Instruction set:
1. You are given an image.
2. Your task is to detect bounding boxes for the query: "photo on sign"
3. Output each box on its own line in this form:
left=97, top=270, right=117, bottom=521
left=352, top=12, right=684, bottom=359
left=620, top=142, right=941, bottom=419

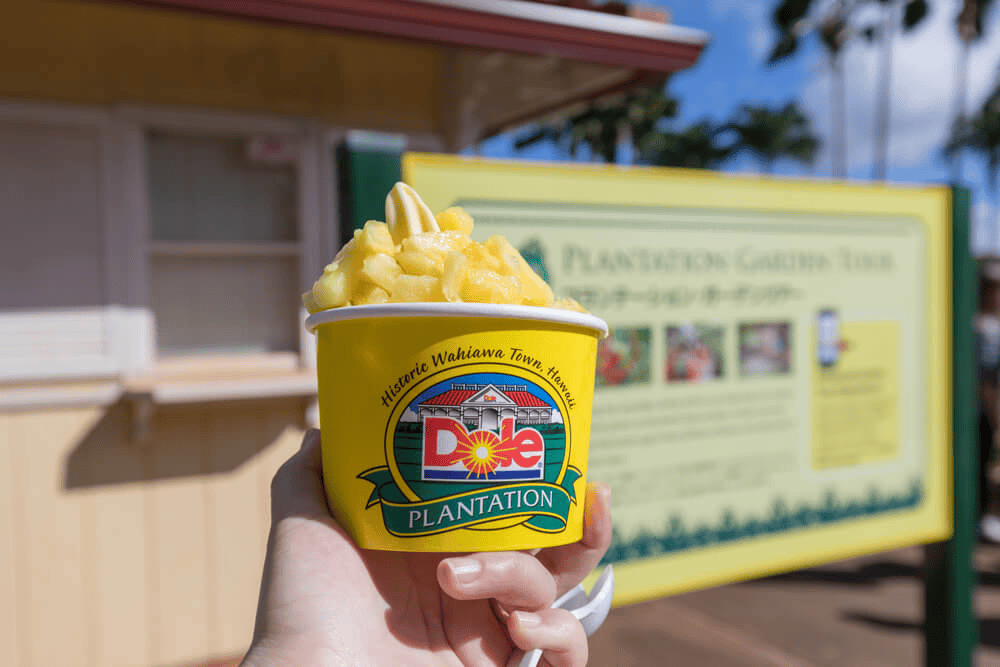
left=739, top=321, right=792, bottom=377
left=816, top=308, right=843, bottom=368
left=665, top=322, right=725, bottom=383
left=596, top=327, right=651, bottom=387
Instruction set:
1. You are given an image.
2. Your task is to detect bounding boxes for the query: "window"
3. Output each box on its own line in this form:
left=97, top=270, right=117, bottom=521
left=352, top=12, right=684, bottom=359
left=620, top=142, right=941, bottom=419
left=0, top=102, right=338, bottom=409
left=146, top=131, right=302, bottom=361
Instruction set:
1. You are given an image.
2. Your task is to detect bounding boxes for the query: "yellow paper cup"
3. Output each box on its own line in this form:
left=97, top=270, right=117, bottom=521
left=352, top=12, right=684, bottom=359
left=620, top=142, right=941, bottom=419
left=305, top=303, right=608, bottom=552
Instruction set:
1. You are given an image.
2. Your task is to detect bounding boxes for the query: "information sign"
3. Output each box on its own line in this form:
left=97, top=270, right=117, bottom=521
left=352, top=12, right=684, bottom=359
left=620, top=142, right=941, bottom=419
left=405, top=154, right=953, bottom=605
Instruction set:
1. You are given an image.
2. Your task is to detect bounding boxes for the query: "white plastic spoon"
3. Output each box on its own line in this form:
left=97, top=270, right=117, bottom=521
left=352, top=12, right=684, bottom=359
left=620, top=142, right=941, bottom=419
left=511, top=564, right=615, bottom=667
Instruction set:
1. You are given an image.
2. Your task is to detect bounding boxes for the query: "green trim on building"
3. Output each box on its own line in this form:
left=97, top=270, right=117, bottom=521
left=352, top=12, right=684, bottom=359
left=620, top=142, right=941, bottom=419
left=336, top=140, right=402, bottom=248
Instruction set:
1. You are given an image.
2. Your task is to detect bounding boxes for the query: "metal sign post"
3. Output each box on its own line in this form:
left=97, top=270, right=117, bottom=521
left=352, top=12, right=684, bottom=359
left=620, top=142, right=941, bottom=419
left=924, top=185, right=977, bottom=667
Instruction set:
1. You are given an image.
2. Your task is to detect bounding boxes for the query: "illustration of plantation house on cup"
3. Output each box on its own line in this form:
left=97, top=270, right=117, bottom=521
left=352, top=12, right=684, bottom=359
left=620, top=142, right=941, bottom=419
left=416, top=384, right=557, bottom=431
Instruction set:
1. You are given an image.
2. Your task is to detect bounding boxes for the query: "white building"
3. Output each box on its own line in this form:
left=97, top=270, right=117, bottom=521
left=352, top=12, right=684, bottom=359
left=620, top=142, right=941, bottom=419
left=418, top=383, right=554, bottom=430
left=0, top=3, right=706, bottom=666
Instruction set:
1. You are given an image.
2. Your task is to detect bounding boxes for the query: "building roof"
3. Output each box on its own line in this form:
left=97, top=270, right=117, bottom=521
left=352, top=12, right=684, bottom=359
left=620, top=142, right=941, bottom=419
left=422, top=389, right=479, bottom=406
left=421, top=386, right=551, bottom=408
left=101, top=0, right=710, bottom=148
left=110, top=0, right=708, bottom=71
left=504, top=390, right=551, bottom=408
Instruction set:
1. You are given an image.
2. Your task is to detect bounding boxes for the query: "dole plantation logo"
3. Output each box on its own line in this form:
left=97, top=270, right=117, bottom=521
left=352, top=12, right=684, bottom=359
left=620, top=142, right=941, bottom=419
left=360, top=372, right=580, bottom=537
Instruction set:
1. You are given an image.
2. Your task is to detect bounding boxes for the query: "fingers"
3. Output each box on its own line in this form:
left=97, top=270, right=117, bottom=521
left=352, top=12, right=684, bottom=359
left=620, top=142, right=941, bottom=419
left=537, top=482, right=613, bottom=596
left=269, top=429, right=330, bottom=521
left=437, top=551, right=558, bottom=611
left=508, top=608, right=588, bottom=667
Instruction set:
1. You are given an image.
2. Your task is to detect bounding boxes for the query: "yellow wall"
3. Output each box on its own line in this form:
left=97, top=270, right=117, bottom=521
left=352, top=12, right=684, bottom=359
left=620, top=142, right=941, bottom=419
left=0, top=399, right=305, bottom=667
left=0, top=0, right=441, bottom=133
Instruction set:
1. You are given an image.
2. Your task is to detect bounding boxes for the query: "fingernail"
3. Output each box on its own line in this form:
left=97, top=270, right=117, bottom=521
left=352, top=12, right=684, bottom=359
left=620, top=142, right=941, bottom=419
left=585, top=483, right=611, bottom=539
left=445, top=557, right=482, bottom=584
left=598, top=482, right=611, bottom=504
left=514, top=611, right=541, bottom=629
left=586, top=481, right=610, bottom=502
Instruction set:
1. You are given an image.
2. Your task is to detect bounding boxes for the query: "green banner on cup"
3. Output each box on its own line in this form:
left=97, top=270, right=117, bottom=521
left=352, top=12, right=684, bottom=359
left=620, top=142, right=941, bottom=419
left=360, top=467, right=581, bottom=536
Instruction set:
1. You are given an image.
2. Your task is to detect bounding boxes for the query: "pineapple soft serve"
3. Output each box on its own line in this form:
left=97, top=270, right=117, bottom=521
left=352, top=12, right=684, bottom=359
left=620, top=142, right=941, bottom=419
left=304, top=182, right=584, bottom=312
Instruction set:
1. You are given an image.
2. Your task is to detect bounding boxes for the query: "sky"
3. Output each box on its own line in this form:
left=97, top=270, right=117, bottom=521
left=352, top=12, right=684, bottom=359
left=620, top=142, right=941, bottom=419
left=468, top=0, right=1000, bottom=256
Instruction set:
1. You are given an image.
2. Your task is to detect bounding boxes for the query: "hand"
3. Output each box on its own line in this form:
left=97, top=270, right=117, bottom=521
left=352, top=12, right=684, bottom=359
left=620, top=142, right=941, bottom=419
left=241, top=429, right=613, bottom=667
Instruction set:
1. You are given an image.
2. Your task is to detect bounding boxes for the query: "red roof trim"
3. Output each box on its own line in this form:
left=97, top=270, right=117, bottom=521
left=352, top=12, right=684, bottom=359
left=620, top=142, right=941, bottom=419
left=422, top=389, right=477, bottom=406
left=102, top=0, right=707, bottom=72
left=505, top=391, right=549, bottom=407
left=420, top=387, right=550, bottom=408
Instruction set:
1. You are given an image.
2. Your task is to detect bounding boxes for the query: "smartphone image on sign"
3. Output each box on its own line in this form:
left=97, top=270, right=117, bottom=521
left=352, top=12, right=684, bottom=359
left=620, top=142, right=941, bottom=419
left=817, top=309, right=840, bottom=368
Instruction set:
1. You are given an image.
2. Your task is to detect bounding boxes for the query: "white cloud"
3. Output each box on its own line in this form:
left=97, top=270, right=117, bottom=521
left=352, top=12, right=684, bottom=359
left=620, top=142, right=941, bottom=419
left=710, top=0, right=773, bottom=61
left=703, top=0, right=1000, bottom=256
left=799, top=0, right=1000, bottom=177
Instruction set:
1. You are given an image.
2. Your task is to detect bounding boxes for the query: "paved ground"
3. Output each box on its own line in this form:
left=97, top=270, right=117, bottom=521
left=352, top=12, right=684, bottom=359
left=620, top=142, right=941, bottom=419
left=590, top=544, right=1000, bottom=667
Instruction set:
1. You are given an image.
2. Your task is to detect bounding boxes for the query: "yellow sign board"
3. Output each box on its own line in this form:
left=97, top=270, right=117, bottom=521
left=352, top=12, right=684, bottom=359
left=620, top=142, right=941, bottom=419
left=404, top=153, right=953, bottom=606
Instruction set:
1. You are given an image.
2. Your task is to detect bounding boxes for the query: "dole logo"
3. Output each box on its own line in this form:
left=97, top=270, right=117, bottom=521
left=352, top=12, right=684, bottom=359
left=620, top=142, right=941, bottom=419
left=422, top=417, right=544, bottom=482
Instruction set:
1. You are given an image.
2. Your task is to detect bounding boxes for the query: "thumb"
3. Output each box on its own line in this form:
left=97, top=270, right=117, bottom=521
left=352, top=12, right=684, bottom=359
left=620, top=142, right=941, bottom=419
left=270, top=429, right=330, bottom=521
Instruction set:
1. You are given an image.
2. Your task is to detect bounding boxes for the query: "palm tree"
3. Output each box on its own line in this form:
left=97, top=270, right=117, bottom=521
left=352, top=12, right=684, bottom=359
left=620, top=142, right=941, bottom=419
left=513, top=84, right=678, bottom=164
left=950, top=0, right=995, bottom=183
left=947, top=81, right=1000, bottom=190
left=872, top=1, right=929, bottom=181
left=636, top=120, right=732, bottom=169
left=719, top=102, right=821, bottom=173
left=769, top=0, right=850, bottom=178
left=768, top=0, right=929, bottom=180
left=872, top=1, right=896, bottom=182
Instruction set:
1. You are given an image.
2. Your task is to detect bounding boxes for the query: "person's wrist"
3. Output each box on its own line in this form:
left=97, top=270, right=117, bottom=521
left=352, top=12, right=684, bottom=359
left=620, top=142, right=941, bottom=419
left=239, top=645, right=266, bottom=667
left=240, top=635, right=339, bottom=667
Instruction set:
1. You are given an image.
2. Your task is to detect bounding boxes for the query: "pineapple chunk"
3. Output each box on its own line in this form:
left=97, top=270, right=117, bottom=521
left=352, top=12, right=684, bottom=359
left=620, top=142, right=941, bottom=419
left=517, top=257, right=554, bottom=306
left=484, top=235, right=521, bottom=276
left=461, top=267, right=520, bottom=304
left=402, top=231, right=471, bottom=258
left=333, top=238, right=365, bottom=281
left=334, top=235, right=355, bottom=262
left=462, top=241, right=502, bottom=272
left=357, top=220, right=395, bottom=256
left=351, top=282, right=390, bottom=305
left=302, top=290, right=321, bottom=314
left=360, top=253, right=403, bottom=292
left=442, top=252, right=468, bottom=302
left=311, top=269, right=349, bottom=309
left=396, top=250, right=444, bottom=276
left=436, top=207, right=474, bottom=235
left=552, top=297, right=587, bottom=313
left=389, top=275, right=444, bottom=302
